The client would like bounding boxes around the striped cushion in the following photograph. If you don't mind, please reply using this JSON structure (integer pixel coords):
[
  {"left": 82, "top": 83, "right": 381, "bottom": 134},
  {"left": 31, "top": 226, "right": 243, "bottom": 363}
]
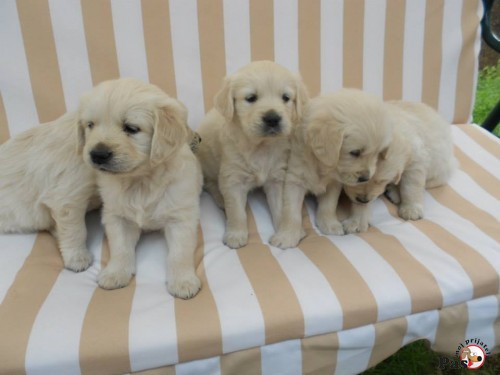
[{"left": 0, "top": 1, "right": 498, "bottom": 374}]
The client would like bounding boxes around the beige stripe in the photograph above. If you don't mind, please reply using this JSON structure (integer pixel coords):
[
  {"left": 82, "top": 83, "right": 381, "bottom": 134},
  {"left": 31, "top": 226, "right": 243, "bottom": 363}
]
[
  {"left": 384, "top": 200, "right": 499, "bottom": 299},
  {"left": 454, "top": 146, "right": 500, "bottom": 200},
  {"left": 175, "top": 226, "right": 223, "bottom": 363},
  {"left": 454, "top": 0, "right": 480, "bottom": 124},
  {"left": 342, "top": 0, "right": 364, "bottom": 89},
  {"left": 421, "top": 0, "right": 444, "bottom": 110},
  {"left": 141, "top": 0, "right": 177, "bottom": 96},
  {"left": 383, "top": 0, "right": 406, "bottom": 101},
  {"left": 300, "top": 207, "right": 378, "bottom": 329},
  {"left": 367, "top": 317, "right": 408, "bottom": 369},
  {"left": 220, "top": 346, "right": 261, "bottom": 375},
  {"left": 0, "top": 94, "right": 10, "bottom": 144},
  {"left": 16, "top": 0, "right": 66, "bottom": 123},
  {"left": 236, "top": 208, "right": 304, "bottom": 344},
  {"left": 428, "top": 185, "right": 500, "bottom": 243},
  {"left": 301, "top": 332, "right": 338, "bottom": 374},
  {"left": 249, "top": 0, "right": 274, "bottom": 61},
  {"left": 133, "top": 365, "right": 176, "bottom": 375},
  {"left": 0, "top": 233, "right": 63, "bottom": 373},
  {"left": 79, "top": 237, "right": 135, "bottom": 374},
  {"left": 197, "top": 0, "right": 226, "bottom": 113},
  {"left": 298, "top": 0, "right": 321, "bottom": 97},
  {"left": 458, "top": 125, "right": 500, "bottom": 159},
  {"left": 81, "top": 0, "right": 120, "bottom": 85},
  {"left": 357, "top": 226, "right": 443, "bottom": 314},
  {"left": 433, "top": 301, "right": 468, "bottom": 354}
]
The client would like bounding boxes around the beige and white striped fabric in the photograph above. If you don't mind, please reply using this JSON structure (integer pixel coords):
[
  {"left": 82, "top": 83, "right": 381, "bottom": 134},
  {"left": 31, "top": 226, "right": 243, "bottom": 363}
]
[{"left": 1, "top": 0, "right": 499, "bottom": 374}]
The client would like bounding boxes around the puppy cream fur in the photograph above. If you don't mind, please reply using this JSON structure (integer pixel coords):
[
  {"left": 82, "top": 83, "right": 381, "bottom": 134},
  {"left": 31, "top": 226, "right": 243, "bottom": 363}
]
[
  {"left": 79, "top": 78, "right": 202, "bottom": 299},
  {"left": 343, "top": 101, "right": 457, "bottom": 233},
  {"left": 270, "top": 89, "right": 392, "bottom": 249},
  {"left": 197, "top": 61, "right": 308, "bottom": 249},
  {"left": 0, "top": 113, "right": 98, "bottom": 271}
]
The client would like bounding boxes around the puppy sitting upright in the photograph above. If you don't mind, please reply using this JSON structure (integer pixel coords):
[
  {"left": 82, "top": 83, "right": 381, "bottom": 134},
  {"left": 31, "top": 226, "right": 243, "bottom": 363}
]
[
  {"left": 271, "top": 89, "right": 392, "bottom": 249},
  {"left": 79, "top": 78, "right": 202, "bottom": 299},
  {"left": 343, "top": 101, "right": 457, "bottom": 233},
  {"left": 197, "top": 61, "right": 308, "bottom": 249}
]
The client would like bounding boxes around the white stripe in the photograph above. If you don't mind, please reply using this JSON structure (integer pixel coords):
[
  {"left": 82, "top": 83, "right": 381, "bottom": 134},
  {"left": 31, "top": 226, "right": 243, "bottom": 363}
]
[
  {"left": 448, "top": 169, "right": 500, "bottom": 221},
  {"left": 249, "top": 193, "right": 343, "bottom": 337},
  {"left": 222, "top": 0, "right": 251, "bottom": 75},
  {"left": 261, "top": 339, "right": 302, "bottom": 375},
  {"left": 362, "top": 0, "right": 386, "bottom": 97},
  {"left": 111, "top": 0, "right": 149, "bottom": 82},
  {"left": 199, "top": 193, "right": 265, "bottom": 353},
  {"left": 371, "top": 199, "right": 474, "bottom": 307},
  {"left": 336, "top": 324, "right": 375, "bottom": 375},
  {"left": 465, "top": 295, "right": 498, "bottom": 354},
  {"left": 273, "top": 0, "right": 298, "bottom": 73},
  {"left": 48, "top": 0, "right": 93, "bottom": 112},
  {"left": 24, "top": 212, "right": 103, "bottom": 375},
  {"left": 0, "top": 0, "right": 39, "bottom": 134},
  {"left": 320, "top": 0, "right": 343, "bottom": 93},
  {"left": 175, "top": 355, "right": 221, "bottom": 375},
  {"left": 402, "top": 0, "right": 426, "bottom": 102},
  {"left": 0, "top": 233, "right": 37, "bottom": 304},
  {"left": 437, "top": 0, "right": 463, "bottom": 122},
  {"left": 402, "top": 309, "right": 440, "bottom": 346},
  {"left": 452, "top": 126, "right": 500, "bottom": 179},
  {"left": 129, "top": 232, "right": 178, "bottom": 372},
  {"left": 169, "top": 0, "right": 205, "bottom": 128},
  {"left": 422, "top": 193, "right": 500, "bottom": 273}
]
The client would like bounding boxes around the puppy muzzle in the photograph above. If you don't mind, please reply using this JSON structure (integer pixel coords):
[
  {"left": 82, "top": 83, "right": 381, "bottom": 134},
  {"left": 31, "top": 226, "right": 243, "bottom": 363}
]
[{"left": 261, "top": 110, "right": 282, "bottom": 136}]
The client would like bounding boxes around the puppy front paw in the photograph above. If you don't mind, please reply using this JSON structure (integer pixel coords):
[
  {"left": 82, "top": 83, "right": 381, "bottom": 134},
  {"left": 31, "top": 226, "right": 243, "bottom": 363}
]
[
  {"left": 316, "top": 217, "right": 345, "bottom": 236},
  {"left": 269, "top": 228, "right": 305, "bottom": 249},
  {"left": 63, "top": 248, "right": 93, "bottom": 272},
  {"left": 384, "top": 184, "right": 401, "bottom": 205},
  {"left": 398, "top": 203, "right": 424, "bottom": 221},
  {"left": 223, "top": 229, "right": 248, "bottom": 249},
  {"left": 342, "top": 218, "right": 369, "bottom": 234},
  {"left": 97, "top": 266, "right": 133, "bottom": 290},
  {"left": 168, "top": 273, "right": 201, "bottom": 299}
]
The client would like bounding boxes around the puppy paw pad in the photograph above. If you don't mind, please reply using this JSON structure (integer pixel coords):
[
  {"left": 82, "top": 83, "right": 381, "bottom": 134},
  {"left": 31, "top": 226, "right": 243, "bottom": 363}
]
[
  {"left": 168, "top": 274, "right": 201, "bottom": 299},
  {"left": 97, "top": 268, "right": 133, "bottom": 290},
  {"left": 223, "top": 231, "right": 248, "bottom": 249},
  {"left": 269, "top": 231, "right": 301, "bottom": 249},
  {"left": 342, "top": 219, "right": 364, "bottom": 234},
  {"left": 317, "top": 219, "right": 345, "bottom": 236},
  {"left": 398, "top": 204, "right": 424, "bottom": 221},
  {"left": 64, "top": 249, "right": 93, "bottom": 272}
]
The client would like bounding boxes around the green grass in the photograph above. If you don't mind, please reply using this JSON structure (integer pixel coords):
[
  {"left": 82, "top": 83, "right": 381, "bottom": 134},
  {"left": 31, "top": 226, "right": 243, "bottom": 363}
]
[
  {"left": 361, "top": 63, "right": 500, "bottom": 374},
  {"left": 474, "top": 61, "right": 500, "bottom": 136}
]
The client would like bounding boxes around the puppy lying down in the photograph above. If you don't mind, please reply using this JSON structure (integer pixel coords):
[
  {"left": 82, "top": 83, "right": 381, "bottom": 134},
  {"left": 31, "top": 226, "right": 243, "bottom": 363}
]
[
  {"left": 271, "top": 89, "right": 392, "bottom": 249},
  {"left": 0, "top": 113, "right": 99, "bottom": 272},
  {"left": 79, "top": 78, "right": 202, "bottom": 299},
  {"left": 343, "top": 101, "right": 457, "bottom": 233},
  {"left": 197, "top": 61, "right": 308, "bottom": 249}
]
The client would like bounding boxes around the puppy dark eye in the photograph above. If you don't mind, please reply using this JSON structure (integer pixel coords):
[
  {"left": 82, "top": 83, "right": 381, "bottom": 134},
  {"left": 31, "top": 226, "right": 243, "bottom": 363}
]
[
  {"left": 87, "top": 121, "right": 94, "bottom": 129},
  {"left": 350, "top": 149, "right": 361, "bottom": 157},
  {"left": 282, "top": 94, "right": 290, "bottom": 103},
  {"left": 245, "top": 94, "right": 258, "bottom": 103},
  {"left": 123, "top": 124, "right": 140, "bottom": 134}
]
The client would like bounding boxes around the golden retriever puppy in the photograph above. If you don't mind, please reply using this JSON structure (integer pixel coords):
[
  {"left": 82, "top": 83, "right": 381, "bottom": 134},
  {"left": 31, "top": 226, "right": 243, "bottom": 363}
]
[
  {"left": 343, "top": 101, "right": 457, "bottom": 233},
  {"left": 0, "top": 114, "right": 98, "bottom": 272},
  {"left": 197, "top": 61, "right": 308, "bottom": 249},
  {"left": 270, "top": 89, "right": 392, "bottom": 249},
  {"left": 79, "top": 78, "right": 202, "bottom": 299}
]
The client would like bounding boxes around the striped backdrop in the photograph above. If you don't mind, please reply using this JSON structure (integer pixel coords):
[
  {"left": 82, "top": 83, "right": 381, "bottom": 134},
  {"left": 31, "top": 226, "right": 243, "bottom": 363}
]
[{"left": 1, "top": 0, "right": 499, "bottom": 374}]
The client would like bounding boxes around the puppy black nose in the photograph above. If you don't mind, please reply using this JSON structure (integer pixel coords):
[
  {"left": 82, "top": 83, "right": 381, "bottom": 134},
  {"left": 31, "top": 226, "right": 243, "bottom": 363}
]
[
  {"left": 262, "top": 111, "right": 281, "bottom": 128},
  {"left": 357, "top": 175, "right": 369, "bottom": 183},
  {"left": 355, "top": 195, "right": 369, "bottom": 204},
  {"left": 90, "top": 144, "right": 113, "bottom": 165}
]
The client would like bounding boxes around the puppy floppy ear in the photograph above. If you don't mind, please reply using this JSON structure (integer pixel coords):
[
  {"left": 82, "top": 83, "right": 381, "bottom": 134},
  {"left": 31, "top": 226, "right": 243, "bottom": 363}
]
[
  {"left": 214, "top": 77, "right": 234, "bottom": 121},
  {"left": 293, "top": 77, "right": 309, "bottom": 123},
  {"left": 305, "top": 119, "right": 344, "bottom": 167},
  {"left": 150, "top": 98, "right": 188, "bottom": 165},
  {"left": 77, "top": 121, "right": 86, "bottom": 154}
]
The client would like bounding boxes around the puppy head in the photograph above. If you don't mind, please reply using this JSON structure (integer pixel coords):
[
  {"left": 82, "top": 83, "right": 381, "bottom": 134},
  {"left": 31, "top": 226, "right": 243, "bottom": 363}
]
[
  {"left": 77, "top": 78, "right": 187, "bottom": 174},
  {"left": 322, "top": 89, "right": 392, "bottom": 185},
  {"left": 214, "top": 60, "right": 308, "bottom": 141}
]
